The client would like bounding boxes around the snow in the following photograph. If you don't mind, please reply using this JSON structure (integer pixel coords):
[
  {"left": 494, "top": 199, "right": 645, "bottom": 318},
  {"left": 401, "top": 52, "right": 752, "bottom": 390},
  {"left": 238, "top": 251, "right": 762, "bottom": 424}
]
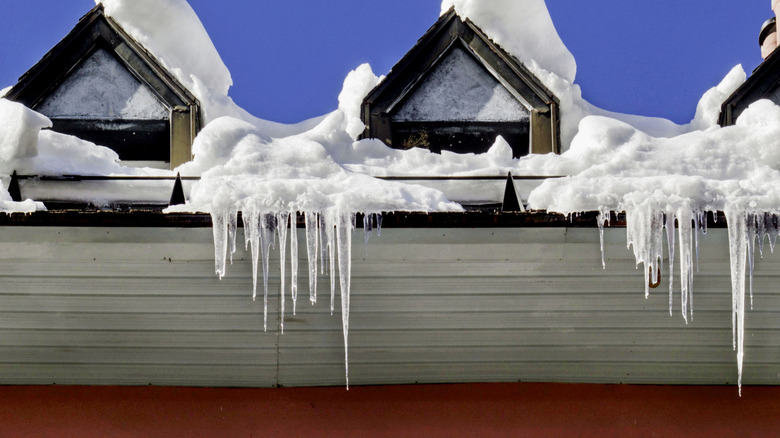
[
  {"left": 338, "top": 64, "right": 382, "bottom": 140},
  {"left": 0, "top": 99, "right": 51, "bottom": 162},
  {"left": 441, "top": 0, "right": 576, "bottom": 85},
  {"left": 0, "top": 99, "right": 169, "bottom": 179},
  {"left": 98, "top": 0, "right": 231, "bottom": 121}
]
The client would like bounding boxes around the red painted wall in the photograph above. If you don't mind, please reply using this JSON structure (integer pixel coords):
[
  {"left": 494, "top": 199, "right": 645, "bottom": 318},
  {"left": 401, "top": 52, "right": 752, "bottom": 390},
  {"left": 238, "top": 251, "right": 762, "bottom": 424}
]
[{"left": 0, "top": 383, "right": 777, "bottom": 437}]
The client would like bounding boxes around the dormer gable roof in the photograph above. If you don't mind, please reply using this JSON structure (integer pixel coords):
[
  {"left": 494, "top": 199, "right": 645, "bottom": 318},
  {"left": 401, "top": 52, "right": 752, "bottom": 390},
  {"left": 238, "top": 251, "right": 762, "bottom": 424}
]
[
  {"left": 361, "top": 7, "right": 560, "bottom": 154},
  {"left": 6, "top": 5, "right": 197, "bottom": 113},
  {"left": 364, "top": 8, "right": 558, "bottom": 117}
]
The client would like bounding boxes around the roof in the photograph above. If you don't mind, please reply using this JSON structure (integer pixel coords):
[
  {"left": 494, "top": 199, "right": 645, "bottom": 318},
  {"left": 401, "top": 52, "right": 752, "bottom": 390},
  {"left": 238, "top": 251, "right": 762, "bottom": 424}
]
[{"left": 5, "top": 4, "right": 198, "bottom": 112}]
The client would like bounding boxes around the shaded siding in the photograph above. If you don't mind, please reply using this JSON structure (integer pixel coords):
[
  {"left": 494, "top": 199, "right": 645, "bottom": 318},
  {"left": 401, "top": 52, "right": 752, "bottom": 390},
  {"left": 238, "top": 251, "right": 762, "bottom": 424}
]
[{"left": 0, "top": 226, "right": 777, "bottom": 387}]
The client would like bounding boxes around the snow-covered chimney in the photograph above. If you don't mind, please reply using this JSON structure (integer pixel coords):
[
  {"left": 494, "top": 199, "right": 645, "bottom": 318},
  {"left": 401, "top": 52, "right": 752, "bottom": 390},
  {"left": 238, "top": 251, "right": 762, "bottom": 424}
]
[{"left": 761, "top": 17, "right": 777, "bottom": 59}]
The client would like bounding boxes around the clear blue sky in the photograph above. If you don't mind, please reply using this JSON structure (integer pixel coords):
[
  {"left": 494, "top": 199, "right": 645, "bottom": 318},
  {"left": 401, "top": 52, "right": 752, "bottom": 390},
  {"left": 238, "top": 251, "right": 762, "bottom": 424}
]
[{"left": 0, "top": 1, "right": 771, "bottom": 125}]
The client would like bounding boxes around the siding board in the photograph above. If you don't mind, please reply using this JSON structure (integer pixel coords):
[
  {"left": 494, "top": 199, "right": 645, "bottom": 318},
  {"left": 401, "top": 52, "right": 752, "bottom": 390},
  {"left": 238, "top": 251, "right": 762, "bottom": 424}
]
[{"left": 0, "top": 225, "right": 778, "bottom": 388}]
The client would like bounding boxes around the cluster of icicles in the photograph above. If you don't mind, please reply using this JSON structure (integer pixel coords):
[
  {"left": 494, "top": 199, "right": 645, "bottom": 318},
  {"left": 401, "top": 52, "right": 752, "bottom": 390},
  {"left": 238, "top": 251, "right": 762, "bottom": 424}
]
[
  {"left": 209, "top": 204, "right": 777, "bottom": 394},
  {"left": 598, "top": 206, "right": 780, "bottom": 395},
  {"left": 211, "top": 208, "right": 382, "bottom": 388}
]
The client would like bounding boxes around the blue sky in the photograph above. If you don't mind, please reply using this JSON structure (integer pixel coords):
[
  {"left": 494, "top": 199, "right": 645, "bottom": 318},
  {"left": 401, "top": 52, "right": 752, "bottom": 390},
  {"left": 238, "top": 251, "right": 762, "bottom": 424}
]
[{"left": 0, "top": 1, "right": 771, "bottom": 124}]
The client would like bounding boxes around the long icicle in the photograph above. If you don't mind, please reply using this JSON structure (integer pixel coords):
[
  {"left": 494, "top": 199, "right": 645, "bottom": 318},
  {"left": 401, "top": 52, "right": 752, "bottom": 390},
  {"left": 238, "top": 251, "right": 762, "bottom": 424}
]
[
  {"left": 336, "top": 211, "right": 354, "bottom": 389},
  {"left": 211, "top": 211, "right": 229, "bottom": 279},
  {"left": 290, "top": 209, "right": 299, "bottom": 317},
  {"left": 305, "top": 212, "right": 319, "bottom": 313},
  {"left": 259, "top": 214, "right": 276, "bottom": 332},
  {"left": 326, "top": 212, "right": 337, "bottom": 315},
  {"left": 319, "top": 213, "right": 327, "bottom": 278},
  {"left": 228, "top": 209, "right": 238, "bottom": 265},
  {"left": 242, "top": 208, "right": 260, "bottom": 302},
  {"left": 677, "top": 208, "right": 694, "bottom": 323},
  {"left": 597, "top": 210, "right": 608, "bottom": 270},
  {"left": 277, "top": 211, "right": 289, "bottom": 334},
  {"left": 725, "top": 208, "right": 748, "bottom": 396},
  {"left": 666, "top": 212, "right": 676, "bottom": 316}
]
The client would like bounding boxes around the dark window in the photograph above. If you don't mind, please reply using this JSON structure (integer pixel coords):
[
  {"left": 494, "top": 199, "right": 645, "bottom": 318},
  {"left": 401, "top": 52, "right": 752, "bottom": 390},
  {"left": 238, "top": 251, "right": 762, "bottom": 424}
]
[{"left": 392, "top": 121, "right": 529, "bottom": 157}]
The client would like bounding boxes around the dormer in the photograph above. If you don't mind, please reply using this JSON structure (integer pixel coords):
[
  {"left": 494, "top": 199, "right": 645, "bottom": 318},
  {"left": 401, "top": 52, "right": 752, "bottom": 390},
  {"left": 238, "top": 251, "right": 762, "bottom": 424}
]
[
  {"left": 4, "top": 5, "right": 200, "bottom": 169},
  {"left": 360, "top": 8, "right": 560, "bottom": 158}
]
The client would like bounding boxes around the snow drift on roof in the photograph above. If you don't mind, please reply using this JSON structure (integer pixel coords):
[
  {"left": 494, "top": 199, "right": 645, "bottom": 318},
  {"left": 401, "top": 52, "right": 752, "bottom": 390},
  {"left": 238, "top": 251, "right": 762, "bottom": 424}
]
[
  {"left": 0, "top": 99, "right": 51, "bottom": 162},
  {"left": 99, "top": 0, "right": 232, "bottom": 98}
]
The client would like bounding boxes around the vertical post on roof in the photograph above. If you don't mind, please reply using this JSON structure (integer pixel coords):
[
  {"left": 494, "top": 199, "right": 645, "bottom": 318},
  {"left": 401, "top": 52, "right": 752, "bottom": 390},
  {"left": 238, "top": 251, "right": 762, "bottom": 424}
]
[
  {"left": 501, "top": 172, "right": 523, "bottom": 212},
  {"left": 170, "top": 106, "right": 195, "bottom": 169},
  {"left": 531, "top": 109, "right": 555, "bottom": 155},
  {"left": 8, "top": 171, "right": 22, "bottom": 203},
  {"left": 168, "top": 173, "right": 186, "bottom": 206}
]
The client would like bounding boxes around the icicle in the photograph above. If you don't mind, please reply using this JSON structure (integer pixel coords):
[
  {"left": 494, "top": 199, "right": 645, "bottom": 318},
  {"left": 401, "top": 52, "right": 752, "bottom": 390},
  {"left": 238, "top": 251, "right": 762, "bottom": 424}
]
[
  {"left": 305, "top": 212, "right": 319, "bottom": 311},
  {"left": 677, "top": 208, "right": 694, "bottom": 323},
  {"left": 376, "top": 213, "right": 382, "bottom": 237},
  {"left": 259, "top": 214, "right": 277, "bottom": 332},
  {"left": 242, "top": 208, "right": 260, "bottom": 302},
  {"left": 725, "top": 209, "right": 748, "bottom": 396},
  {"left": 326, "top": 213, "right": 337, "bottom": 315},
  {"left": 693, "top": 211, "right": 702, "bottom": 273},
  {"left": 757, "top": 214, "right": 767, "bottom": 259},
  {"left": 626, "top": 205, "right": 664, "bottom": 299},
  {"left": 277, "top": 211, "right": 289, "bottom": 334},
  {"left": 290, "top": 210, "right": 299, "bottom": 317},
  {"left": 747, "top": 214, "right": 756, "bottom": 311},
  {"left": 769, "top": 214, "right": 779, "bottom": 253},
  {"left": 363, "top": 213, "right": 373, "bottom": 257},
  {"left": 211, "top": 211, "right": 229, "bottom": 279},
  {"left": 665, "top": 213, "right": 675, "bottom": 317},
  {"left": 243, "top": 209, "right": 252, "bottom": 251},
  {"left": 597, "top": 211, "right": 608, "bottom": 270},
  {"left": 320, "top": 213, "right": 327, "bottom": 276},
  {"left": 228, "top": 209, "right": 238, "bottom": 265},
  {"left": 336, "top": 211, "right": 355, "bottom": 389},
  {"left": 700, "top": 211, "right": 709, "bottom": 235}
]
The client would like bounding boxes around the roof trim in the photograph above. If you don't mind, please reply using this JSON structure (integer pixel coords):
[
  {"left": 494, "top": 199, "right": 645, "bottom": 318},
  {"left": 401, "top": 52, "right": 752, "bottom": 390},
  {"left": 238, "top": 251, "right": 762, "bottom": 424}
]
[{"left": 0, "top": 209, "right": 735, "bottom": 230}]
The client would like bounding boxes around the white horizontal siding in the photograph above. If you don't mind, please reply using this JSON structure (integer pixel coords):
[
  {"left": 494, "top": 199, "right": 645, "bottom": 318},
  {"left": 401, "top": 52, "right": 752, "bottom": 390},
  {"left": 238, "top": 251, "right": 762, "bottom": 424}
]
[{"left": 0, "top": 226, "right": 776, "bottom": 387}]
